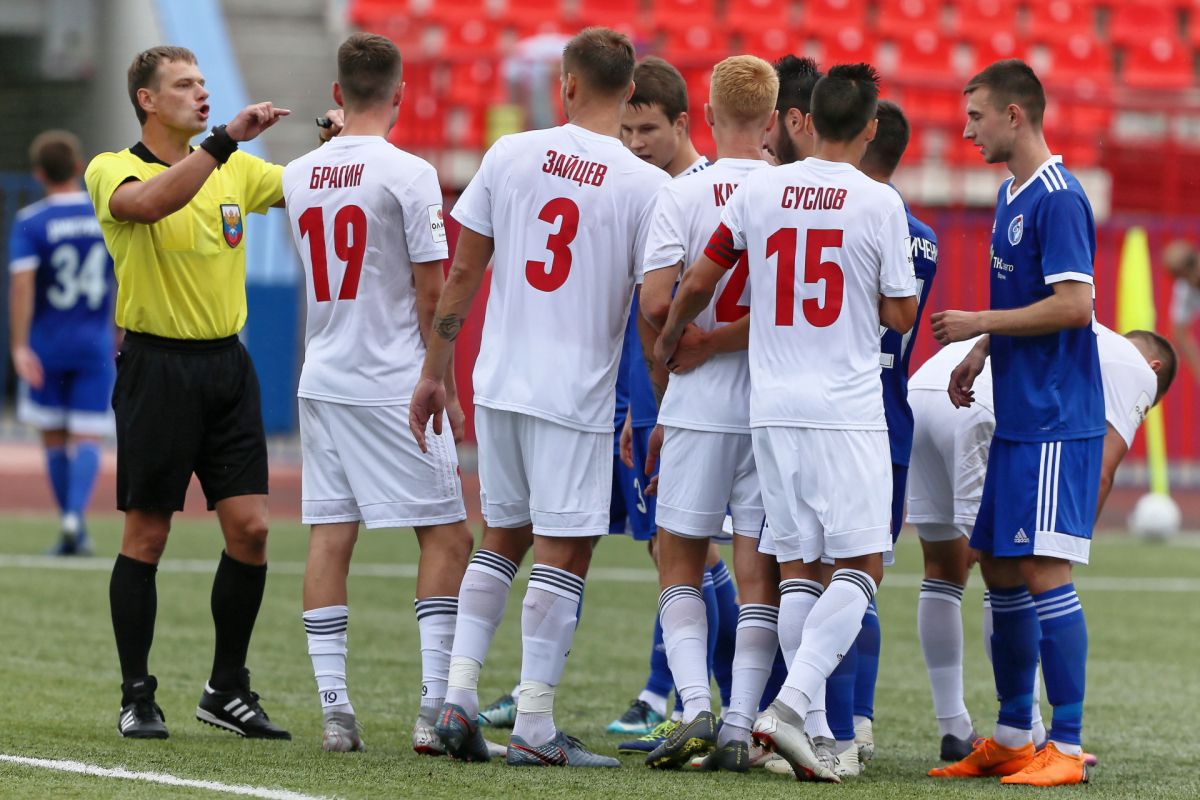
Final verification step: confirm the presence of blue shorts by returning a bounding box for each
[610,426,658,540]
[970,436,1102,565]
[17,360,116,436]
[891,464,908,541]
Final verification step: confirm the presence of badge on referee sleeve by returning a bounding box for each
[221,204,244,248]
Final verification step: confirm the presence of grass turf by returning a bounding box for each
[1,514,1198,798]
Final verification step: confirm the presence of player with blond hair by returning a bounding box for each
[410,27,669,767]
[637,54,780,772]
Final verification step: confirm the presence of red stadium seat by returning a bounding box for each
[437,18,503,58]
[445,59,503,106]
[813,25,876,64]
[726,0,791,34]
[653,0,718,32]
[660,24,729,63]
[424,0,488,22]
[1027,0,1096,44]
[1109,1,1177,48]
[901,85,965,124]
[576,0,641,35]
[502,0,562,27]
[1042,34,1113,93]
[875,0,944,39]
[741,26,794,62]
[681,66,712,106]
[1122,36,1195,89]
[971,29,1026,70]
[896,122,925,163]
[894,28,955,79]
[802,0,868,30]
[1044,98,1111,137]
[953,0,1018,42]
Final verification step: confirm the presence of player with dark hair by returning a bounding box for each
[9,130,115,556]
[765,55,823,165]
[929,58,1102,786]
[657,62,917,782]
[85,44,339,740]
[411,26,668,768]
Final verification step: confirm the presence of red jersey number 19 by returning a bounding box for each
[526,197,579,292]
[768,227,844,327]
[299,205,368,302]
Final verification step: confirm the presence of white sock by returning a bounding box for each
[778,570,875,719]
[445,550,517,719]
[836,738,856,754]
[415,596,458,710]
[511,565,584,747]
[778,579,823,665]
[725,604,779,732]
[658,584,711,723]
[304,605,353,715]
[994,723,1032,748]
[804,684,833,740]
[637,689,668,718]
[983,594,1046,745]
[1052,740,1083,757]
[918,580,973,740]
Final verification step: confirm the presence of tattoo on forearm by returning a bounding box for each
[433,313,464,342]
[653,381,666,409]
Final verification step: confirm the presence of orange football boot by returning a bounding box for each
[928,737,1037,778]
[1001,742,1089,786]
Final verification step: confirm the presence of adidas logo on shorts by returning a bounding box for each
[1014,528,1031,544]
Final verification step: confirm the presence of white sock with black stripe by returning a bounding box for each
[721,603,779,745]
[778,569,876,718]
[658,583,712,723]
[415,596,458,711]
[446,550,518,720]
[511,564,586,747]
[303,605,353,716]
[918,579,974,740]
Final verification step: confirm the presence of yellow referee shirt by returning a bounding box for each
[84,143,284,340]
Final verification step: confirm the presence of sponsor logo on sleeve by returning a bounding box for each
[1130,392,1152,427]
[428,204,446,243]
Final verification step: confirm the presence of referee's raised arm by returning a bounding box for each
[82,45,338,741]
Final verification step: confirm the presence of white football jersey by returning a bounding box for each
[453,124,670,432]
[910,325,1156,448]
[644,158,770,433]
[714,157,916,429]
[283,136,448,405]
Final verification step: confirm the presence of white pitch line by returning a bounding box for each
[0,554,1198,591]
[0,754,337,800]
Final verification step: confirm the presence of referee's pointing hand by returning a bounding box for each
[226,102,291,142]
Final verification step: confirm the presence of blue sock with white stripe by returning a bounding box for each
[66,440,101,517]
[826,638,858,744]
[640,616,673,714]
[1034,584,1087,753]
[710,561,738,708]
[45,446,69,512]
[989,586,1040,746]
[853,599,881,720]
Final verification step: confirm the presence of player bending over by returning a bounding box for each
[658,63,918,782]
[911,326,1174,762]
[929,59,1103,787]
[410,27,669,767]
[9,131,116,556]
[283,33,478,756]
[634,55,779,772]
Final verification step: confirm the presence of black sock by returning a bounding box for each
[110,554,158,685]
[209,550,267,692]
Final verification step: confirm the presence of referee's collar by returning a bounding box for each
[131,141,194,167]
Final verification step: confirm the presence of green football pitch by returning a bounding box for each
[1,514,1198,799]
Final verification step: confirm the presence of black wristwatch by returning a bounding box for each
[200,124,239,164]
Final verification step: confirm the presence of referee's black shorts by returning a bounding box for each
[112,331,269,512]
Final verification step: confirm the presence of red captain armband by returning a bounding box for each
[704,223,744,270]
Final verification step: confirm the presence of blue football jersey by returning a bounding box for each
[615,311,632,428]
[988,157,1104,442]
[880,200,937,466]
[8,192,116,370]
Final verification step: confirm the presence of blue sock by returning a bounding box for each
[710,560,738,707]
[989,586,1041,733]
[644,615,674,699]
[46,446,70,512]
[853,598,881,719]
[702,569,719,683]
[827,640,858,742]
[65,441,101,517]
[761,647,787,711]
[1034,584,1087,747]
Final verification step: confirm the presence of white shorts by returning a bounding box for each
[299,398,466,529]
[905,388,995,533]
[657,427,764,540]
[752,426,893,563]
[476,406,611,538]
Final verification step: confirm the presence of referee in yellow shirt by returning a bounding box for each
[85,45,342,739]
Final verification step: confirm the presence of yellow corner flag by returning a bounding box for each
[1116,226,1169,495]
